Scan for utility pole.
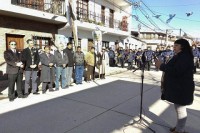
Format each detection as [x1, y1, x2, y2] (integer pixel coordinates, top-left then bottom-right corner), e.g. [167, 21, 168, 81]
[179, 28, 182, 38]
[166, 29, 168, 45]
[68, 0, 78, 50]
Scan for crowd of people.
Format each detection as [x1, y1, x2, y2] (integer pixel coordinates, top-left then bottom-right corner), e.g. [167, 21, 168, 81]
[4, 39, 109, 102]
[109, 43, 200, 73]
[4, 38, 199, 102]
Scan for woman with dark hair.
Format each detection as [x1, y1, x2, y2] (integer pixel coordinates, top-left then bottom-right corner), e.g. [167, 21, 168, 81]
[155, 38, 194, 133]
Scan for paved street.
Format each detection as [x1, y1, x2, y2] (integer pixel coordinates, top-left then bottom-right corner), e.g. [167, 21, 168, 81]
[0, 69, 200, 133]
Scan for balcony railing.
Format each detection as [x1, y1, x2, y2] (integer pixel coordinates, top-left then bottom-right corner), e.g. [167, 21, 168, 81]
[77, 10, 124, 31]
[11, 0, 66, 16]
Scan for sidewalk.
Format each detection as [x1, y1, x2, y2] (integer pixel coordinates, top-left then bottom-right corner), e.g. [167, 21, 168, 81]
[0, 66, 199, 133]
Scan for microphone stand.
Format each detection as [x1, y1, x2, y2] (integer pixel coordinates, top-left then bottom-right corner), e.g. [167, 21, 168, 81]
[125, 56, 156, 133]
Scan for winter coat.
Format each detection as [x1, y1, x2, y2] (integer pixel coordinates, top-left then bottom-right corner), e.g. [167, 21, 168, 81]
[85, 51, 95, 66]
[40, 53, 56, 82]
[54, 50, 68, 67]
[21, 47, 40, 71]
[63, 48, 74, 67]
[160, 51, 194, 105]
[74, 51, 85, 66]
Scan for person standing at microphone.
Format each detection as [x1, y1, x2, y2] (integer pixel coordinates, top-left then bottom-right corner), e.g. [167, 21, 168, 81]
[155, 38, 194, 133]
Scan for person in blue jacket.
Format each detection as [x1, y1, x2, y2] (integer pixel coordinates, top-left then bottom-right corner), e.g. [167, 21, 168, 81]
[144, 47, 154, 71]
[192, 45, 199, 73]
[108, 47, 115, 67]
[127, 49, 136, 70]
[136, 48, 143, 69]
[163, 46, 174, 63]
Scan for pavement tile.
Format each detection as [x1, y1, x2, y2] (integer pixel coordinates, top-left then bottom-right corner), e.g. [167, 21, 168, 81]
[0, 97, 106, 133]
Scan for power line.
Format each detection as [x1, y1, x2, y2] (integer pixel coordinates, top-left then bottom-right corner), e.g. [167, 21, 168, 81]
[138, 7, 163, 31]
[144, 8, 200, 23]
[147, 2, 200, 7]
[104, 0, 161, 32]
[140, 0, 177, 30]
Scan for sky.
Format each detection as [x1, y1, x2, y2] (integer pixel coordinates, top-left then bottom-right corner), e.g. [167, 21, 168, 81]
[131, 0, 200, 39]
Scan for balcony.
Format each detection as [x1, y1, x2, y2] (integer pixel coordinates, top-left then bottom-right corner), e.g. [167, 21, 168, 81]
[11, 0, 66, 16]
[76, 10, 125, 31]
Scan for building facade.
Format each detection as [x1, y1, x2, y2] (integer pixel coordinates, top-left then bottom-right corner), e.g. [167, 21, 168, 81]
[59, 0, 132, 52]
[0, 0, 67, 64]
[137, 31, 176, 50]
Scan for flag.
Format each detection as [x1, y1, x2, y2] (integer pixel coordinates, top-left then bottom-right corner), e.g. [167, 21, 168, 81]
[166, 14, 176, 23]
[186, 12, 193, 17]
[153, 15, 161, 19]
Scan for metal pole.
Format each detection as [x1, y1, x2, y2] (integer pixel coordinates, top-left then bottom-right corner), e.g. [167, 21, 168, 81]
[166, 29, 168, 45]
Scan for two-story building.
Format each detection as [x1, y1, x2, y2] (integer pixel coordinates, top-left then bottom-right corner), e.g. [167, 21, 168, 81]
[0, 0, 67, 64]
[58, 0, 132, 52]
[135, 30, 177, 50]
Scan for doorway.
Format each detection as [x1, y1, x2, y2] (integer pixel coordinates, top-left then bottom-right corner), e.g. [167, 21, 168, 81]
[6, 34, 25, 52]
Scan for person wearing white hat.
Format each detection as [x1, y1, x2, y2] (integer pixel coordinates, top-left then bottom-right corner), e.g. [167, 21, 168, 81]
[97, 47, 109, 79]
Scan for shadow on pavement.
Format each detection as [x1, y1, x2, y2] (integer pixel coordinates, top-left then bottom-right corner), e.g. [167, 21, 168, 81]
[0, 80, 199, 133]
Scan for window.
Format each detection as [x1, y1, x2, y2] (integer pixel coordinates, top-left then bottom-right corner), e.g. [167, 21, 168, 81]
[76, 0, 89, 20]
[32, 36, 52, 49]
[102, 41, 109, 48]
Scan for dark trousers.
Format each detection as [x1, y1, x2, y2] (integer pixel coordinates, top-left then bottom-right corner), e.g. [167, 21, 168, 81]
[127, 62, 133, 70]
[42, 82, 53, 92]
[109, 58, 115, 67]
[145, 61, 151, 71]
[137, 60, 142, 69]
[8, 73, 23, 99]
[120, 58, 124, 68]
[86, 65, 94, 81]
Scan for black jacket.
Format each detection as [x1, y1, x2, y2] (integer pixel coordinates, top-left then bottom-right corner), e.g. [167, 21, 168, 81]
[63, 48, 74, 67]
[160, 51, 194, 105]
[21, 47, 40, 71]
[54, 50, 69, 66]
[4, 49, 23, 74]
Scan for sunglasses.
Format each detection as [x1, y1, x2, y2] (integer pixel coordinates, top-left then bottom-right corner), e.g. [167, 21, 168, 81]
[10, 43, 16, 46]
